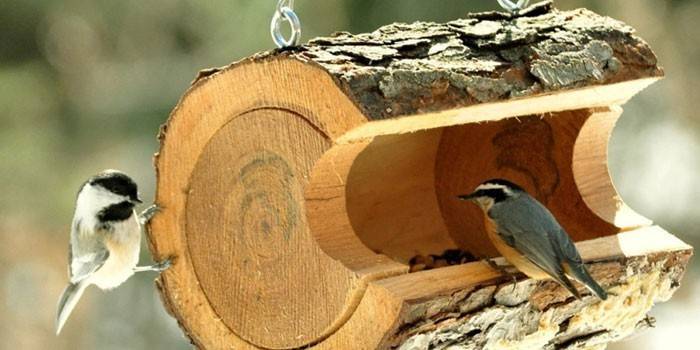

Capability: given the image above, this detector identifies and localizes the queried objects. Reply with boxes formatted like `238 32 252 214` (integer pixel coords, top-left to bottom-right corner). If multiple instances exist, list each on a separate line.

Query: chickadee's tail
567 262 608 300
56 281 88 335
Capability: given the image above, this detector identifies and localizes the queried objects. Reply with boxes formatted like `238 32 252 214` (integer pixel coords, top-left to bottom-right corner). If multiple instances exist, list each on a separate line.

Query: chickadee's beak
457 193 477 201
132 196 143 204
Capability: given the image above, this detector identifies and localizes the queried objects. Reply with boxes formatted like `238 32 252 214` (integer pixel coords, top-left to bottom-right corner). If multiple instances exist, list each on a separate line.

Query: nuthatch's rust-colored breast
482 212 551 280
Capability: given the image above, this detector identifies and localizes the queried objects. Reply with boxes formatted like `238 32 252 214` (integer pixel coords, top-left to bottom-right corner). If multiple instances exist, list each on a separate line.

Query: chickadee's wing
68 218 110 284
69 245 109 284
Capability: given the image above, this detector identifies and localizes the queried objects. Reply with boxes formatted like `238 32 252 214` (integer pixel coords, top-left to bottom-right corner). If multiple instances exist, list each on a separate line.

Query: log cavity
306 109 629 268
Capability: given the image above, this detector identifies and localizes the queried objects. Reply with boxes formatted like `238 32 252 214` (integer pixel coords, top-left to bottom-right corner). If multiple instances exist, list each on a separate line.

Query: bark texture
392 250 691 350
221 0 664 121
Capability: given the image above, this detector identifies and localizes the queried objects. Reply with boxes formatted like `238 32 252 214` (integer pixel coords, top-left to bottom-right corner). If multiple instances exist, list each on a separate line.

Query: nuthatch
458 179 607 300
56 170 171 335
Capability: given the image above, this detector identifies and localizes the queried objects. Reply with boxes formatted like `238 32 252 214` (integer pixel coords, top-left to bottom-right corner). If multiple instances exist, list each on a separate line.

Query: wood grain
573 106 652 228
149 58 374 349
345 129 455 263
185 108 344 348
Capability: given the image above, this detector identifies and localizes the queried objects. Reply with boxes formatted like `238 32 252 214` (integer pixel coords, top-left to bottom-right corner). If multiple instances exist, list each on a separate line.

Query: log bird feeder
148 2 693 349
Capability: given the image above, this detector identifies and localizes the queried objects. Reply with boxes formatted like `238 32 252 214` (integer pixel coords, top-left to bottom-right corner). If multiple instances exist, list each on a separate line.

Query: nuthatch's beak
457 192 477 201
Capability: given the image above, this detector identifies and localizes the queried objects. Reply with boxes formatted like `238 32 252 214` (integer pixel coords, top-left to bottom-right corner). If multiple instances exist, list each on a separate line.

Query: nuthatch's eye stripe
476 188 509 203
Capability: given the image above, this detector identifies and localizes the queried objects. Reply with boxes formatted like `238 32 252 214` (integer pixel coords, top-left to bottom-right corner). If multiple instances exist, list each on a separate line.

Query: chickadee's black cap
90 170 141 203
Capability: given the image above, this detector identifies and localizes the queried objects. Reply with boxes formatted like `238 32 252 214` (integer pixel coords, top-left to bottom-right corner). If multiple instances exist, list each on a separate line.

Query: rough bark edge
190 1 663 121
390 250 692 350
154 277 203 349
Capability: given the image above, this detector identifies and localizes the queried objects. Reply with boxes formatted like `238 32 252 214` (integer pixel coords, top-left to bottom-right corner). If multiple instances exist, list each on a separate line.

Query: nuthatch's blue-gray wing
550 226 608 300
490 194 607 300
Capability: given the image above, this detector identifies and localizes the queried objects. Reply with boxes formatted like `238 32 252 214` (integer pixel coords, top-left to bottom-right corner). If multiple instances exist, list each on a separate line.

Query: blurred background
1 0 697 349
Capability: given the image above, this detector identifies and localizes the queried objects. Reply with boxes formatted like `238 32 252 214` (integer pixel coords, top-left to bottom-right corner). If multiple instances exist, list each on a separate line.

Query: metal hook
497 0 530 13
271 0 301 48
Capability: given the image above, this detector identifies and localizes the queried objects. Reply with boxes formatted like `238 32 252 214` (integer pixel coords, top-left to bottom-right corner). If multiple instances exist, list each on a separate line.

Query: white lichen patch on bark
396 254 690 350
556 262 678 348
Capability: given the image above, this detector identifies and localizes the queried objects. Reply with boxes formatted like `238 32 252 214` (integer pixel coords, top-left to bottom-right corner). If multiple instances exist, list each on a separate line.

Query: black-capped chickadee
56 170 171 335
458 179 607 300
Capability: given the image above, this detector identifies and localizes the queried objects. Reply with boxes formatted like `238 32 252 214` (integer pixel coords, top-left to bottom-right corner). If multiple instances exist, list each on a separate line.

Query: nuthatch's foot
643 315 656 328
139 204 161 225
133 258 172 273
485 258 518 291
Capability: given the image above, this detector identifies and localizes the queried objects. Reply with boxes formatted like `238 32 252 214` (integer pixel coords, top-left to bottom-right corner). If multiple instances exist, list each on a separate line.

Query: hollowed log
147 2 691 349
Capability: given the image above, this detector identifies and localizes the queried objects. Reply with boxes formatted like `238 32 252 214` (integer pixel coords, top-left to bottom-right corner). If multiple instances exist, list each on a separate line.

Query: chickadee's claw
153 258 172 272
133 258 173 274
139 204 161 225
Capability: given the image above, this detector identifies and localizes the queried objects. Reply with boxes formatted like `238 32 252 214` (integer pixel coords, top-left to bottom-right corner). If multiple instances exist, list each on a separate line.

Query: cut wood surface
146 2 683 349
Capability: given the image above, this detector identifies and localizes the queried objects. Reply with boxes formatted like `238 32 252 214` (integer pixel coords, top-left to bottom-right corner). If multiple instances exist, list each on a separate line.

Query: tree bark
393 249 691 349
198 1 662 122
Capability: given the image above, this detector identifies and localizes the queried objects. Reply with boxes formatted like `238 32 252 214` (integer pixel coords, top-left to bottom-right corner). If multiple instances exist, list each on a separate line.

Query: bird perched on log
458 179 607 300
56 170 171 335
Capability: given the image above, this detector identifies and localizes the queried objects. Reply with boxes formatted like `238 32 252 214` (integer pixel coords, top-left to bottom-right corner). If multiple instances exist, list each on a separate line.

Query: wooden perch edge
389 227 692 349
153 226 692 349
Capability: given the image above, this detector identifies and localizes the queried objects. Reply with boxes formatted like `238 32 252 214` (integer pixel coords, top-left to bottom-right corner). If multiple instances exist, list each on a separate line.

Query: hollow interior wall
345 129 456 263
314 109 622 266
435 110 620 257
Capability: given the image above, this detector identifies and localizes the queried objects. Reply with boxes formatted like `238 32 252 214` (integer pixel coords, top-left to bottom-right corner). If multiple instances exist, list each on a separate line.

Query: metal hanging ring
497 0 530 13
276 0 294 13
271 0 301 48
